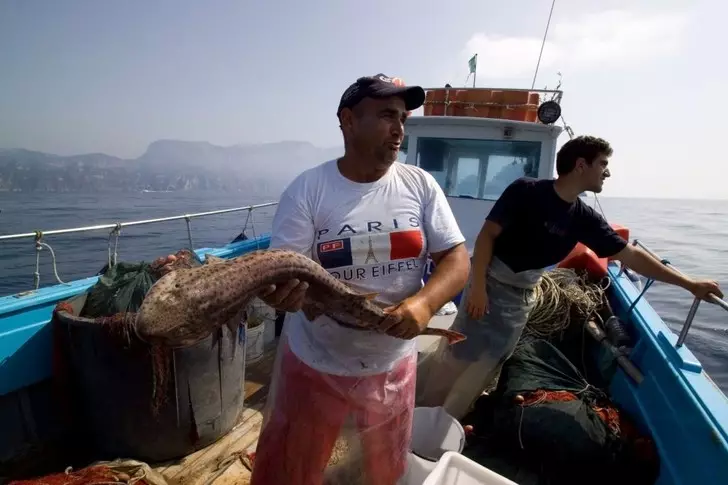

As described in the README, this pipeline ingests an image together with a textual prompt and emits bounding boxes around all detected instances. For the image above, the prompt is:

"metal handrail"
[625,239,728,348]
[0,201,278,241]
[1,201,279,293]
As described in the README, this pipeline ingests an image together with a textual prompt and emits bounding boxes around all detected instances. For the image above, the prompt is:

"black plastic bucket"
[53,293,245,462]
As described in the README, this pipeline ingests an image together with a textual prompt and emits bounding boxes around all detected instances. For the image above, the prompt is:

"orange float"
[422,87,541,122]
[557,224,630,280]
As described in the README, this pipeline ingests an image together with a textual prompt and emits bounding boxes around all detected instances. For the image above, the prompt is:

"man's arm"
[380,171,469,338]
[614,244,723,300]
[415,242,470,316]
[470,220,501,290]
[268,191,315,255]
[258,190,316,312]
[472,177,527,285]
[577,206,724,301]
[414,170,470,314]
[462,179,527,319]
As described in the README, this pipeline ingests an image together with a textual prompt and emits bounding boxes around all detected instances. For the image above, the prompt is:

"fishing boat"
[1,85,727,485]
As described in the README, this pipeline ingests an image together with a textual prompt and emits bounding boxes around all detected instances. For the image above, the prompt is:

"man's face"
[341,96,408,169]
[576,152,610,193]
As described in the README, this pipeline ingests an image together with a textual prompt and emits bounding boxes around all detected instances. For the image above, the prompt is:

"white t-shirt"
[269,159,465,376]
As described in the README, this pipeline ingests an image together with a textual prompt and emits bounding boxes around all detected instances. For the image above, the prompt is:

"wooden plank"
[208,459,251,485]
[152,343,278,485]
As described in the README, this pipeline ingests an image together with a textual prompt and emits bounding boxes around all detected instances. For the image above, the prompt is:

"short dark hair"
[556,135,613,176]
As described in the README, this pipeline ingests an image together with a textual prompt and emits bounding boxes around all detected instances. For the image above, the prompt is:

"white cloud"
[463,9,690,80]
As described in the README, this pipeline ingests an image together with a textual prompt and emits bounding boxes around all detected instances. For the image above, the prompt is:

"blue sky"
[0,0,725,199]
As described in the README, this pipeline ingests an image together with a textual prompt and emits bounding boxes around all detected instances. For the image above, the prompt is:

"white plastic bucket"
[399,407,465,485]
[243,297,275,364]
[422,451,518,485]
[245,322,266,364]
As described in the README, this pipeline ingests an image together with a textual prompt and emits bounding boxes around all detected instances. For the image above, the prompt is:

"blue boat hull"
[2,236,727,483]
[422,257,728,484]
[604,263,728,484]
[0,235,272,475]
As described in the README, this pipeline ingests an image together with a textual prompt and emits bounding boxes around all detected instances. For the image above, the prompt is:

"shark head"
[135,254,252,347]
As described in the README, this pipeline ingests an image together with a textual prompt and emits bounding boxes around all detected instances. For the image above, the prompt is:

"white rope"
[34,247,40,290]
[34,234,66,288]
[522,268,609,341]
[107,224,121,268]
[249,208,258,249]
[240,207,260,249]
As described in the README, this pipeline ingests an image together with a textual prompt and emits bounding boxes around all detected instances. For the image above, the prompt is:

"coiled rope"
[523,268,609,339]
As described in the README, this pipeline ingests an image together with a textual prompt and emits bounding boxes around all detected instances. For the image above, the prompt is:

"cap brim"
[373,85,426,111]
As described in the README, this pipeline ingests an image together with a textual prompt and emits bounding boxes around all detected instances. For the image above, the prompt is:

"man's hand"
[151,254,179,276]
[379,295,434,340]
[466,283,489,320]
[258,279,309,313]
[616,246,724,303]
[687,279,724,301]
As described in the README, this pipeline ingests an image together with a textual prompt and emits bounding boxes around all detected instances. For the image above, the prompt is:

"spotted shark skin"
[135,248,466,348]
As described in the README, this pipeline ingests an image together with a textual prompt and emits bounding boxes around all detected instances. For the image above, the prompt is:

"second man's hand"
[258,279,309,312]
[380,295,434,340]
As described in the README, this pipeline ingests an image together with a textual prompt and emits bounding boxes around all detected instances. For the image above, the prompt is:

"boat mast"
[531,0,557,89]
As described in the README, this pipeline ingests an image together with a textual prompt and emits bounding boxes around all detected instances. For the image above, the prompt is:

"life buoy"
[557,223,630,280]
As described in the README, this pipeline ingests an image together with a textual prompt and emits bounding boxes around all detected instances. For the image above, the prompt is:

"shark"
[134,248,466,348]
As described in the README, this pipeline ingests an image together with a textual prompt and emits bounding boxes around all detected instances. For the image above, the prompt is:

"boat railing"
[0,201,279,292]
[618,239,728,348]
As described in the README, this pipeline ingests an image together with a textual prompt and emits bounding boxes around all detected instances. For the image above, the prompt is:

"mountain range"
[0,140,343,195]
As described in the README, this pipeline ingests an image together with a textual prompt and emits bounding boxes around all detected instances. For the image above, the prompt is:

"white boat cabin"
[399,87,564,249]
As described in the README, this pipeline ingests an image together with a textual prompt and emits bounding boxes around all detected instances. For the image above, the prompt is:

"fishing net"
[247,325,417,485]
[81,262,156,319]
[81,249,202,320]
[8,459,168,485]
[461,339,659,485]
[49,249,249,464]
[521,267,608,341]
[52,249,205,416]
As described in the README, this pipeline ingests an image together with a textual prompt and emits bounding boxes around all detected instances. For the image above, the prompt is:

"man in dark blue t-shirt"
[418,135,723,419]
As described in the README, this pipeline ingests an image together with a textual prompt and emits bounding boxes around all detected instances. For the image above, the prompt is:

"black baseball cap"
[336,74,426,118]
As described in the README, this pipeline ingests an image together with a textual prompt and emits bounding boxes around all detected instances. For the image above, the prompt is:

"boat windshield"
[409,136,542,200]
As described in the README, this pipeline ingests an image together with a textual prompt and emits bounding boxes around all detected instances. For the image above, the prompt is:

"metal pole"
[631,238,728,347]
[676,298,702,348]
[473,54,477,88]
[0,201,278,241]
[531,0,557,89]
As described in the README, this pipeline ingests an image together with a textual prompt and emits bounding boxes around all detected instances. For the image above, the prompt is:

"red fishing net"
[8,465,142,485]
[8,460,168,485]
[520,388,657,461]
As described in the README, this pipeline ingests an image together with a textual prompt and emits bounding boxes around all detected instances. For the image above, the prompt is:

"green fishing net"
[81,262,156,319]
[461,340,660,485]
[80,249,201,319]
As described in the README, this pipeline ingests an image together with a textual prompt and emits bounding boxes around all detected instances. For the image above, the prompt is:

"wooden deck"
[151,343,278,485]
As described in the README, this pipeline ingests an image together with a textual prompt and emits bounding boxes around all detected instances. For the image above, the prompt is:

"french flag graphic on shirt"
[317,229,424,270]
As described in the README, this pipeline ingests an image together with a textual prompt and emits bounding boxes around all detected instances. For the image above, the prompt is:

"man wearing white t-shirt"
[249,74,470,485]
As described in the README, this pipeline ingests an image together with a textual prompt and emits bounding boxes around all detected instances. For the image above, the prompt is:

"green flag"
[468,53,478,74]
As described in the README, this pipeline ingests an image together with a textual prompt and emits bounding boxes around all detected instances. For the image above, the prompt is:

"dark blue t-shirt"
[487,177,627,273]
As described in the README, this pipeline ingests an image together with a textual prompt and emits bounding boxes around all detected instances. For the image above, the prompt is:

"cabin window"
[415,137,541,200]
[398,135,409,162]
